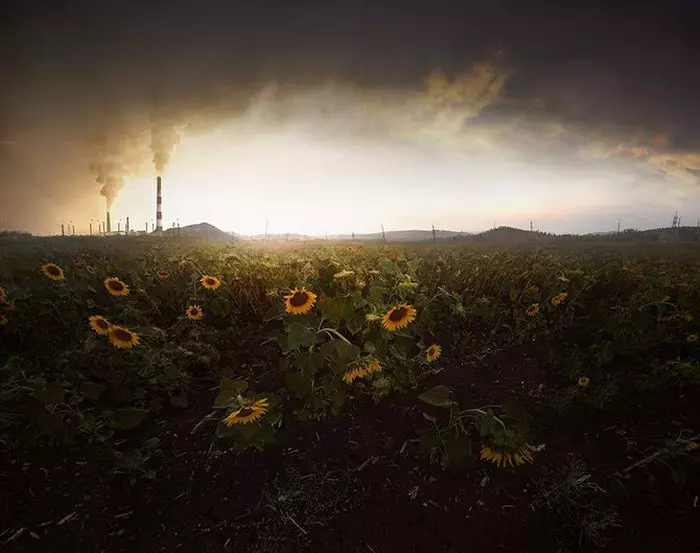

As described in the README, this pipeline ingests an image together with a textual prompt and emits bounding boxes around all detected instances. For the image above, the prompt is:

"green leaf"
[286,322,319,349]
[264,302,284,321]
[78,381,107,401]
[501,397,530,422]
[323,296,354,324]
[214,378,248,408]
[418,385,455,408]
[379,258,398,276]
[113,408,148,430]
[215,420,238,438]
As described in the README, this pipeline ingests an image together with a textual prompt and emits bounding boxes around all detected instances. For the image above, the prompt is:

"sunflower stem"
[317,327,352,345]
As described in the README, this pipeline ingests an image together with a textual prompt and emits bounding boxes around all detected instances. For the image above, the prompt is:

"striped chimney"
[156,176,163,232]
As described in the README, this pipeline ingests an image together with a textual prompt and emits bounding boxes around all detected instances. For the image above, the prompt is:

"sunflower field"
[1,236,699,552]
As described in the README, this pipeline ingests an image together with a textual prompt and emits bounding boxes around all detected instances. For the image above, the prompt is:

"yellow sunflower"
[41,263,65,281]
[158,271,170,279]
[343,359,382,384]
[425,344,442,362]
[526,303,540,316]
[186,305,204,321]
[0,314,7,326]
[88,315,111,335]
[381,304,417,331]
[200,275,222,290]
[480,443,537,468]
[283,288,318,314]
[551,292,568,307]
[107,325,140,349]
[104,277,130,296]
[687,334,698,343]
[223,398,269,426]
[578,376,590,387]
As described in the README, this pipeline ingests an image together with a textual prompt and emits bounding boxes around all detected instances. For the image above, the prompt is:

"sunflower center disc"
[290,292,308,307]
[389,307,407,321]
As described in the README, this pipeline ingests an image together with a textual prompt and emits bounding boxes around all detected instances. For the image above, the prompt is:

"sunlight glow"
[108,120,639,236]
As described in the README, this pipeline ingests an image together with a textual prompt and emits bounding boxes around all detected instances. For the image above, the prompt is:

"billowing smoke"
[87,109,151,208]
[150,108,184,174]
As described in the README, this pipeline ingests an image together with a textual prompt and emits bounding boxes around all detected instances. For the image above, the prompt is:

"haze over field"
[2,1,699,236]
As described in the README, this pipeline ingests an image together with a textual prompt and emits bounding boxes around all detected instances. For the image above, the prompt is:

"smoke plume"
[150,108,184,174]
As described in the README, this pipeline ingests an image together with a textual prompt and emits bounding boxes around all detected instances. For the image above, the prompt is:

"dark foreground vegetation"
[1,236,698,552]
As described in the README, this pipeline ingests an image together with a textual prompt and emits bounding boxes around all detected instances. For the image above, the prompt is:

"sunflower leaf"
[78,381,107,401]
[418,385,455,408]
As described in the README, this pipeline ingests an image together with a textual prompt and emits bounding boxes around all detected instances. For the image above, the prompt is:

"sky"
[1,0,700,236]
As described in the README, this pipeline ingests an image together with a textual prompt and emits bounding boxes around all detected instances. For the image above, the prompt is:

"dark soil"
[2,344,698,552]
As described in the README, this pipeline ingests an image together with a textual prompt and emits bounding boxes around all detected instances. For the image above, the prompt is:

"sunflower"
[158,271,170,279]
[107,325,140,349]
[551,292,568,307]
[104,277,130,296]
[223,398,269,426]
[86,265,96,275]
[687,334,698,343]
[480,443,537,468]
[88,315,111,335]
[425,344,442,362]
[526,303,540,316]
[0,299,11,311]
[200,275,222,290]
[186,305,204,321]
[683,313,694,322]
[578,376,590,387]
[343,359,382,384]
[283,288,317,314]
[365,313,381,322]
[41,263,65,281]
[0,314,7,326]
[381,304,417,331]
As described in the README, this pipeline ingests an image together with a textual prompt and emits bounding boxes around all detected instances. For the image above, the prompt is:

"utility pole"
[530,220,533,232]
[381,224,386,242]
[617,219,621,234]
[432,223,437,243]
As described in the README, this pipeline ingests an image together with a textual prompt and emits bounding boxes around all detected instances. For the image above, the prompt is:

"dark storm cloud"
[1,0,699,233]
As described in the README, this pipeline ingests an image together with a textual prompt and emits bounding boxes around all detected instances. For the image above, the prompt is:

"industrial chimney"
[156,176,163,232]
[106,212,112,234]
[126,216,130,234]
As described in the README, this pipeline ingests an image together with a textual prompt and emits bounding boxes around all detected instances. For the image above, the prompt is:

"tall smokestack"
[106,212,111,234]
[126,216,130,234]
[156,176,163,232]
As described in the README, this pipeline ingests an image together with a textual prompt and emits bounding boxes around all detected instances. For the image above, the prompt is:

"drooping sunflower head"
[342,359,381,384]
[104,277,130,296]
[88,315,111,335]
[158,271,170,279]
[381,304,417,331]
[41,263,65,281]
[425,344,442,362]
[107,325,140,349]
[283,288,317,314]
[578,376,590,387]
[551,292,568,306]
[480,443,538,468]
[687,334,699,343]
[186,305,204,321]
[223,398,269,426]
[200,275,222,290]
[0,314,7,326]
[526,303,540,316]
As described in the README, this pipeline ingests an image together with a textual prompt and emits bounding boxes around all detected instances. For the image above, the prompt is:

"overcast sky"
[1,0,699,235]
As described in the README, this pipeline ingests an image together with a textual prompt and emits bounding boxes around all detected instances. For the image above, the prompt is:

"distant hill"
[163,222,230,240]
